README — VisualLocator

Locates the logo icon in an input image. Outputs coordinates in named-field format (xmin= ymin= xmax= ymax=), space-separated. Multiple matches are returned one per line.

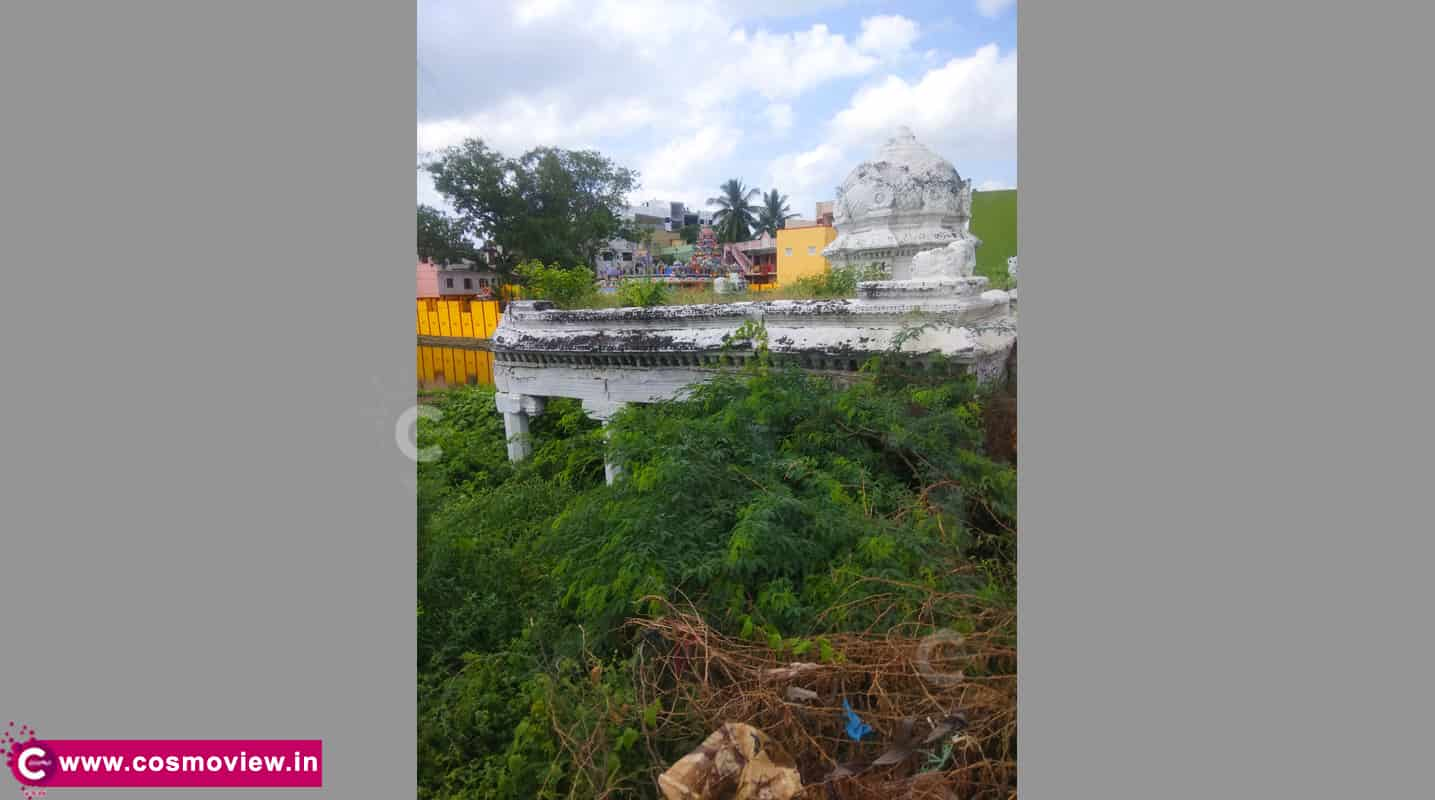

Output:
xmin=14 ymin=743 xmax=54 ymax=784
xmin=4 ymin=723 xmax=50 ymax=798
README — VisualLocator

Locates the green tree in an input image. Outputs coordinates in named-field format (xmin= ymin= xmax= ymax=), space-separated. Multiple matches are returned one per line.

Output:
xmin=708 ymin=179 xmax=759 ymax=243
xmin=755 ymin=188 xmax=797 ymax=238
xmin=679 ymin=223 xmax=699 ymax=245
xmin=417 ymin=205 xmax=479 ymax=265
xmin=423 ymin=140 xmax=639 ymax=274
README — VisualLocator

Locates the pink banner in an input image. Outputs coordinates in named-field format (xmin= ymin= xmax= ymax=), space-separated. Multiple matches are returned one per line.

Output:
xmin=7 ymin=740 xmax=322 ymax=788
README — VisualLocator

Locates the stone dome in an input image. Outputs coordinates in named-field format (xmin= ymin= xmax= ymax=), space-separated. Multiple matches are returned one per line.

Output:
xmin=824 ymin=126 xmax=974 ymax=280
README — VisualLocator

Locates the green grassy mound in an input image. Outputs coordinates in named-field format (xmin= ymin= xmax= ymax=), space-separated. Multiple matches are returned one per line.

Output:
xmin=971 ymin=189 xmax=1016 ymax=288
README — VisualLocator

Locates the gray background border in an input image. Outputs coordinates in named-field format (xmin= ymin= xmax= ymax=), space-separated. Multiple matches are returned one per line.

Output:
xmin=1 ymin=1 xmax=1431 ymax=797
xmin=1 ymin=2 xmax=414 ymax=798
xmin=1020 ymin=1 xmax=1432 ymax=796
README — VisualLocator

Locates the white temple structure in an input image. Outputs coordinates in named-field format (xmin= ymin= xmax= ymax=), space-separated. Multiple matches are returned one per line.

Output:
xmin=824 ymin=126 xmax=977 ymax=281
xmin=487 ymin=126 xmax=1016 ymax=480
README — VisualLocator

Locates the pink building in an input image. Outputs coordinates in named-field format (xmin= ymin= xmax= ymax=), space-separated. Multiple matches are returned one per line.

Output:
xmin=417 ymin=258 xmax=499 ymax=299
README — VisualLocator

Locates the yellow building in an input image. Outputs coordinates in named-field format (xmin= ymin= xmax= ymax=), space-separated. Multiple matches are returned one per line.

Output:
xmin=775 ymin=224 xmax=837 ymax=286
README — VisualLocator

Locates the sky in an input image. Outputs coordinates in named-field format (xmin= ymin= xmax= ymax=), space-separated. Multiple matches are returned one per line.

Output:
xmin=417 ymin=0 xmax=1016 ymax=223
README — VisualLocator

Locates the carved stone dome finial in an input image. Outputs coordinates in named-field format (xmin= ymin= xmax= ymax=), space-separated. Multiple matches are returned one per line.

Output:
xmin=823 ymin=126 xmax=975 ymax=281
xmin=889 ymin=125 xmax=917 ymax=143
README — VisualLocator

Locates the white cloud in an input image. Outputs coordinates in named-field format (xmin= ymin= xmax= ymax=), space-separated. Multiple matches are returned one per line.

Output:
xmin=416 ymin=2 xmax=1016 ymax=220
xmin=829 ymin=44 xmax=1017 ymax=159
xmin=638 ymin=125 xmax=742 ymax=205
xmin=721 ymin=24 xmax=881 ymax=101
xmin=765 ymin=142 xmax=848 ymax=220
xmin=765 ymin=103 xmax=795 ymax=133
xmin=765 ymin=44 xmax=1017 ymax=217
xmin=857 ymin=15 xmax=920 ymax=54
xmin=977 ymin=179 xmax=1015 ymax=191
xmin=513 ymin=0 xmax=570 ymax=25
xmin=416 ymin=171 xmax=448 ymax=212
xmin=420 ymin=3 xmax=886 ymax=127
xmin=725 ymin=0 xmax=853 ymax=16
xmin=417 ymin=95 xmax=662 ymax=156
xmin=976 ymin=0 xmax=1016 ymax=19
xmin=417 ymin=2 xmax=928 ymax=209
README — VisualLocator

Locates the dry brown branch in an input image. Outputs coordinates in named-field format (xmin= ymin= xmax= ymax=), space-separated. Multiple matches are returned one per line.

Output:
xmin=626 ymin=597 xmax=1016 ymax=799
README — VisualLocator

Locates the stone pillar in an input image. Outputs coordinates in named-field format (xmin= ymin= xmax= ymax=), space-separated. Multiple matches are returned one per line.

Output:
xmin=494 ymin=392 xmax=545 ymax=462
xmin=604 ymin=441 xmax=622 ymax=485
xmin=581 ymin=399 xmax=626 ymax=485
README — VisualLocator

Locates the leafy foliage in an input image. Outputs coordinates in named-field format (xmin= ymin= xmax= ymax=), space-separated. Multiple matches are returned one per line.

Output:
xmin=423 ymin=140 xmax=639 ymax=272
xmin=617 ymin=278 xmax=671 ymax=308
xmin=707 ymin=178 xmax=759 ymax=243
xmin=418 ymin=205 xmax=480 ymax=265
xmin=514 ymin=259 xmax=597 ymax=309
xmin=784 ymin=263 xmax=884 ymax=297
xmin=418 ymin=359 xmax=1015 ymax=799
xmin=755 ymin=188 xmax=797 ymax=238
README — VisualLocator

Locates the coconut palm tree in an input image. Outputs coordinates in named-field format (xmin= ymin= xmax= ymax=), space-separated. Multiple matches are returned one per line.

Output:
xmin=755 ymin=189 xmax=797 ymax=238
xmin=707 ymin=179 xmax=760 ymax=243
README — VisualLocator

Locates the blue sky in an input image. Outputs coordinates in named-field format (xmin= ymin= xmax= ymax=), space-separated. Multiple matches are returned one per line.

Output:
xmin=418 ymin=0 xmax=1016 ymax=222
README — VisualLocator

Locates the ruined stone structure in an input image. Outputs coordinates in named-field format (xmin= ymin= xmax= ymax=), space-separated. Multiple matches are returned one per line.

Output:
xmin=491 ymin=126 xmax=1015 ymax=482
xmin=824 ymin=127 xmax=976 ymax=280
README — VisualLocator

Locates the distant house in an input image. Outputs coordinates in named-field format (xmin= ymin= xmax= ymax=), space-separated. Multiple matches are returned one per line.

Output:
xmin=776 ymin=221 xmax=838 ymax=286
xmin=724 ymin=233 xmax=778 ymax=286
xmin=594 ymin=238 xmax=640 ymax=276
xmin=417 ymin=258 xmax=501 ymax=299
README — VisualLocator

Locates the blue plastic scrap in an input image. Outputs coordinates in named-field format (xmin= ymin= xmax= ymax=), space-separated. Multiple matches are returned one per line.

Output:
xmin=842 ymin=699 xmax=873 ymax=741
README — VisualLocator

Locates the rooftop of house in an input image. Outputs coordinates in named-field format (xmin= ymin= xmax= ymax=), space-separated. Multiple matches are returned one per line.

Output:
xmin=419 ymin=258 xmax=499 ymax=275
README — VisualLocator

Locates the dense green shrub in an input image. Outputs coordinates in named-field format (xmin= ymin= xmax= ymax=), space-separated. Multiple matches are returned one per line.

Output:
xmin=784 ymin=263 xmax=886 ymax=298
xmin=417 ymin=358 xmax=1015 ymax=799
xmin=617 ymin=278 xmax=671 ymax=308
xmin=514 ymin=259 xmax=598 ymax=308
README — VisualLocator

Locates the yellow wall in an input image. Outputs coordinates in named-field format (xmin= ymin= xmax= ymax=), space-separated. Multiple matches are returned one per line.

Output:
xmin=776 ymin=225 xmax=837 ymax=286
xmin=416 ymin=298 xmax=502 ymax=388
xmin=416 ymin=298 xmax=502 ymax=339
xmin=417 ymin=345 xmax=495 ymax=389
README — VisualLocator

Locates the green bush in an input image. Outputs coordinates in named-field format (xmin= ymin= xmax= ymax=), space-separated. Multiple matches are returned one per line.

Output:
xmin=514 ymin=260 xmax=597 ymax=309
xmin=783 ymin=263 xmax=883 ymax=298
xmin=617 ymin=278 xmax=671 ymax=308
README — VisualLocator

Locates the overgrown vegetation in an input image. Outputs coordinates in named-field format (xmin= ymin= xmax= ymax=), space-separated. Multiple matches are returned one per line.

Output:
xmin=514 ymin=259 xmax=598 ymax=309
xmin=784 ymin=263 xmax=888 ymax=298
xmin=616 ymin=278 xmax=672 ymax=308
xmin=418 ymin=351 xmax=1017 ymax=798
